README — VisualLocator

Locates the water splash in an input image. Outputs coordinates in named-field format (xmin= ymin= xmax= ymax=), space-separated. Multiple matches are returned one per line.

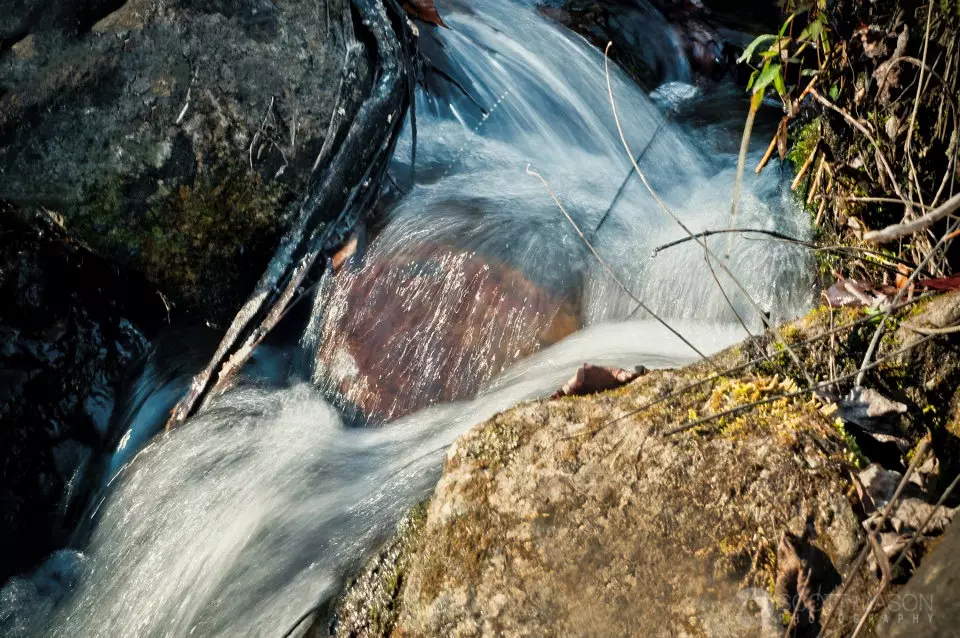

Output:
xmin=25 ymin=320 xmax=744 ymax=637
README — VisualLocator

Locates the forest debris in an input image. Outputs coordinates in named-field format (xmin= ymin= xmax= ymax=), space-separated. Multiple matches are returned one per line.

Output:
xmin=858 ymin=465 xmax=955 ymax=538
xmin=866 ymin=531 xmax=918 ymax=580
xmin=402 ymin=0 xmax=446 ymax=27
xmin=838 ymin=387 xmax=906 ymax=433
xmin=822 ymin=278 xmax=892 ymax=308
xmin=858 ymin=464 xmax=908 ymax=514
xmin=551 ymin=364 xmax=646 ymax=399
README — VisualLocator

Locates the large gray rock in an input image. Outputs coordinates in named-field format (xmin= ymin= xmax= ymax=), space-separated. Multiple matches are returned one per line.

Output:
xmin=881 ymin=519 xmax=960 ymax=637
xmin=0 ymin=0 xmax=366 ymax=320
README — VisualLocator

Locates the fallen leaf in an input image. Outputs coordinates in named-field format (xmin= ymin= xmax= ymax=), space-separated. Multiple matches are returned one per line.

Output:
xmin=551 ymin=364 xmax=646 ymax=399
xmin=895 ymin=264 xmax=912 ymax=290
xmin=823 ymin=278 xmax=883 ymax=307
xmin=917 ymin=275 xmax=960 ymax=292
xmin=402 ymin=0 xmax=447 ymax=27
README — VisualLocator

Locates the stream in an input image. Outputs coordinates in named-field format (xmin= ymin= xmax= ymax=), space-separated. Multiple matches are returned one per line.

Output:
xmin=2 ymin=0 xmax=812 ymax=635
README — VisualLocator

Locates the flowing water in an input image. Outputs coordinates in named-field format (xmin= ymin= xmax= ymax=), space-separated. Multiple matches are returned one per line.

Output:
xmin=3 ymin=0 xmax=812 ymax=635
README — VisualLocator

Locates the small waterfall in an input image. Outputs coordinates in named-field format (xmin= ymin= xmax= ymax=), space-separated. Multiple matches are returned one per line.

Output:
xmin=20 ymin=321 xmax=745 ymax=638
xmin=3 ymin=0 xmax=813 ymax=635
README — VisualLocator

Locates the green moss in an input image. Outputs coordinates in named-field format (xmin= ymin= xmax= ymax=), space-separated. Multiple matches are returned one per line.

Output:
xmin=70 ymin=167 xmax=287 ymax=320
xmin=786 ymin=119 xmax=822 ymax=187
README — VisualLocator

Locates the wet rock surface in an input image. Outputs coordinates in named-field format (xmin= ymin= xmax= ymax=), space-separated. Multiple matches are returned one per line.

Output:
xmin=0 ymin=210 xmax=160 ymax=583
xmin=541 ymin=0 xmax=776 ymax=89
xmin=315 ymin=244 xmax=579 ymax=422
xmin=0 ymin=0 xmax=367 ymax=321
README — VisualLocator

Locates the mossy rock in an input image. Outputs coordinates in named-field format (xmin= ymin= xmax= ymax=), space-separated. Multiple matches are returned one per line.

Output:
xmin=333 ymin=294 xmax=960 ymax=637
xmin=0 ymin=0 xmax=368 ymax=321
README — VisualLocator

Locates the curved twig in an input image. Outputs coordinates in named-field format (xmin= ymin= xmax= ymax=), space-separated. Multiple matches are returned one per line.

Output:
xmin=901 ymin=321 xmax=960 ymax=335
xmin=526 ymin=165 xmax=713 ymax=364
xmin=652 ymin=228 xmax=812 ymax=255
xmin=165 ymin=0 xmax=411 ymax=430
xmin=863 ymin=192 xmax=960 ymax=245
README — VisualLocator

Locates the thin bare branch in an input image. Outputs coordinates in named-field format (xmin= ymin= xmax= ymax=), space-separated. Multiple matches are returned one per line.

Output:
xmin=526 ymin=165 xmax=713 ymax=363
xmin=652 ymin=228 xmax=811 ymax=255
xmin=863 ymin=192 xmax=960 ymax=244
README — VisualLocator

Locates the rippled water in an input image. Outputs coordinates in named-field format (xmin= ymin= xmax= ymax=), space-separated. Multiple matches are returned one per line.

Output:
xmin=3 ymin=0 xmax=812 ymax=635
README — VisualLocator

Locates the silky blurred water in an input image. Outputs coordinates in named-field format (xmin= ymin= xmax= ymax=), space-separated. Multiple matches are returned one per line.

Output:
xmin=3 ymin=0 xmax=812 ymax=635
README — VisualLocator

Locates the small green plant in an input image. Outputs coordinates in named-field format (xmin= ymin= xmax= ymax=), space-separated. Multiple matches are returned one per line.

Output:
xmin=739 ymin=1 xmax=833 ymax=113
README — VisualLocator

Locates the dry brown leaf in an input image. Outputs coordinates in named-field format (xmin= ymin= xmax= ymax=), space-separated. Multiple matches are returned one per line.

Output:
xmin=551 ymin=364 xmax=646 ymax=399
xmin=402 ymin=0 xmax=447 ymax=27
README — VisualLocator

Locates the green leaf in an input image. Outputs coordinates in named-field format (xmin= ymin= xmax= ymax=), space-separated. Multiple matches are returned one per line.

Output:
xmin=746 ymin=68 xmax=760 ymax=91
xmin=798 ymin=19 xmax=823 ymax=42
xmin=779 ymin=11 xmax=799 ymax=37
xmin=774 ymin=70 xmax=787 ymax=97
xmin=753 ymin=62 xmax=783 ymax=94
xmin=738 ymin=34 xmax=777 ymax=64
xmin=829 ymin=84 xmax=840 ymax=100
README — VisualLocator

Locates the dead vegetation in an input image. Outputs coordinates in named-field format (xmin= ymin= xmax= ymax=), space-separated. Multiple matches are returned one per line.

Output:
xmin=767 ymin=0 xmax=960 ymax=284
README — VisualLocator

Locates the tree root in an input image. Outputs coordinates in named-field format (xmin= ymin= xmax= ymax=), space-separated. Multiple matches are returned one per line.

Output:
xmin=165 ymin=0 xmax=411 ymax=430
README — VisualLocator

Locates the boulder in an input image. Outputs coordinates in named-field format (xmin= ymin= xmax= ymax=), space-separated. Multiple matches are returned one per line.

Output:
xmin=0 ymin=209 xmax=159 ymax=583
xmin=314 ymin=244 xmax=579 ymax=422
xmin=0 ymin=0 xmax=366 ymax=321
xmin=333 ymin=293 xmax=960 ymax=636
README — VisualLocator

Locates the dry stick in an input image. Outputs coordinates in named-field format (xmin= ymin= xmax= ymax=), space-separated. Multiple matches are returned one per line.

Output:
xmin=199 ymin=250 xmax=321 ymax=412
xmin=806 ymin=155 xmax=826 ymax=206
xmin=855 ymin=218 xmax=960 ymax=387
xmin=526 ymin=166 xmax=712 ymax=363
xmin=703 ymin=246 xmax=755 ymax=342
xmin=652 ymin=228 xmax=812 ymax=255
xmin=782 ymin=567 xmax=813 ymax=638
xmin=791 ymin=143 xmax=820 ymax=191
xmin=755 ymin=122 xmax=780 ymax=175
xmin=819 ymin=440 xmax=932 ymax=636
xmin=663 ymin=333 xmax=937 ymax=437
xmin=595 ymin=116 xmax=669 ymax=238
xmin=863 ymin=191 xmax=960 ymax=244
xmin=809 ymin=88 xmax=908 ymax=205
xmin=901 ymin=321 xmax=960 ymax=335
xmin=844 ymin=196 xmax=929 ymax=209
xmin=603 ymin=43 xmax=815 ymax=387
xmin=904 ymin=0 xmax=937 ymax=211
xmin=849 ymin=469 xmax=960 ymax=638
xmin=560 ymin=293 xmax=934 ymax=442
xmin=656 ymin=229 xmax=934 ymax=277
